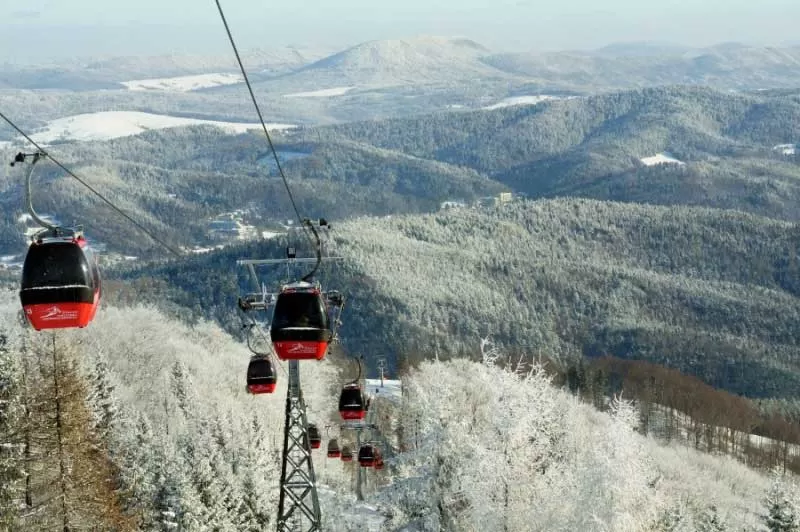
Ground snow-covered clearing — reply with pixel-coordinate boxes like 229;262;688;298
773;143;797;155
0;254;22;269
283;86;355;98
365;378;402;404
121;73;243;92
482;95;556;110
28;111;294;143
640;152;686;166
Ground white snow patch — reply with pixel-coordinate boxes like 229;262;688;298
261;230;283;240
191;245;225;254
121;73;243;92
773;143;796;155
365;378;402;404
0;254;22;269
482;95;555;110
283;86;354;98
640;152;686;166
29;111;295;144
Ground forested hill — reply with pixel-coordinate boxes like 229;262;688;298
3;86;800;258
110;198;800;401
325;86;800;221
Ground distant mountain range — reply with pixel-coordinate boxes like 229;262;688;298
4;36;800;94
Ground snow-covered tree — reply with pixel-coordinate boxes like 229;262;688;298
764;475;799;532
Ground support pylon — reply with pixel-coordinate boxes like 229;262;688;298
277;360;321;532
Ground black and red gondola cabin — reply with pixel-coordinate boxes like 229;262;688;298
358;444;376;467
20;235;101;331
341;445;353;462
246;357;277;394
308;423;321;449
339;382;366;421
327;438;341;458
270;282;332;361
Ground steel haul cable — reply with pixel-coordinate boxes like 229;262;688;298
213;0;313;251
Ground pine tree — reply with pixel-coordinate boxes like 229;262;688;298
764;476;799;532
697;505;727;532
0;333;23;528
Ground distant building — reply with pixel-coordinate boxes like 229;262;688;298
476;192;513;208
207;213;257;241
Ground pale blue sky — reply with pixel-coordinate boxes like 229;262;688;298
1;0;799;61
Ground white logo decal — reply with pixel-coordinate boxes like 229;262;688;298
288;343;318;354
40;306;79;321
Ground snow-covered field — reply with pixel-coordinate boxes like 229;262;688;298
283;86;355;98
773;143;797;155
482;95;556;110
28;111;294;144
0;254;23;269
365;378;402;404
121;73;243;92
640;152;686;166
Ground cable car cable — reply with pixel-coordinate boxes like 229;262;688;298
213;0;312;250
0;111;182;257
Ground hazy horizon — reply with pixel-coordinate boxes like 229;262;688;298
1;0;799;63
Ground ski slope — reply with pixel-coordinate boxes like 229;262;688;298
121;73;243;92
28;111;294;144
365;378;402;404
640;152;686;166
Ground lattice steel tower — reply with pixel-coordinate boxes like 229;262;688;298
276;360;321;532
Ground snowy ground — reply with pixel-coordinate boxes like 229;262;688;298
283;86;355;98
28;111;294;144
773;143;797;155
640;152;686;166
364;379;402;404
121;73;243;92
0;254;22;269
482;95;556;110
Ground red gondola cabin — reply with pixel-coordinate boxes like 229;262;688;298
327;438;341;458
358;444;377;467
308;423;321;449
246;356;277;394
341;445;353;462
270;282;332;361
339;382;366;421
20;234;101;331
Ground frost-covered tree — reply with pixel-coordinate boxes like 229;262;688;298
0;332;23;526
764;475;799;532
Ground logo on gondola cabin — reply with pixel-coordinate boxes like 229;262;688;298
287;343;318;354
41;306;79;320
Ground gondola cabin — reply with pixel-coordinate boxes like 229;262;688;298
308;423;321;449
358;444;376;467
339;382;366;421
341;445;353;462
327;438;341;458
20;234;101;331
270;282;332;361
246;357;277;394
375;457;384;470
